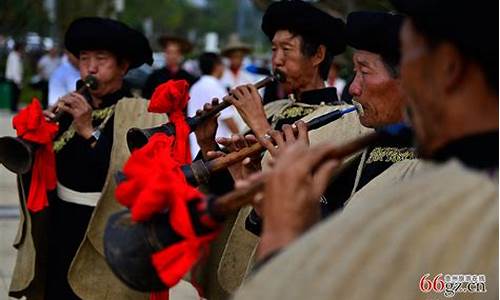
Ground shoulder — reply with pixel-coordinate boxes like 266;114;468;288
234;160;498;300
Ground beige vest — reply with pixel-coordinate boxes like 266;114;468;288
9;98;172;299
233;160;498;300
216;101;372;293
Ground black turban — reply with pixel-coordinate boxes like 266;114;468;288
261;0;346;55
346;11;404;64
65;17;153;69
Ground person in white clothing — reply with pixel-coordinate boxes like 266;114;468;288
37;47;61;108
220;34;257;90
4;41;24;112
48;51;80;106
326;59;346;99
188;52;240;157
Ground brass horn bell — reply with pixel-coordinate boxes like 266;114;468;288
0;137;35;174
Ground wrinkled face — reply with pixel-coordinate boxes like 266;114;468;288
165;43;182;67
399;19;440;151
79;50;128;97
349;50;405;128
271;30;317;94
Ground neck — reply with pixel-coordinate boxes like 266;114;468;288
167;64;179;73
424;91;498;156
230;66;240;74
295;73;325;99
91;80;123;108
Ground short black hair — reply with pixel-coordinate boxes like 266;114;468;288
199;52;222;75
411;19;497;92
14;41;25;52
390;0;498;92
294;32;334;81
380;54;400;78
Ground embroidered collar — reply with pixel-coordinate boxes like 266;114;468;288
431;130;498;170
295;87;339;105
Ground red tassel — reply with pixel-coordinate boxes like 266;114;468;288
150;290;169;300
118;80;217;296
13;98;58;212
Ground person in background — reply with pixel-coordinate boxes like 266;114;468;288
142;35;197;99
326;57;346;99
48;50;80;107
5;41;24;112
37;46;61;108
188;52;240;157
220;33;257;91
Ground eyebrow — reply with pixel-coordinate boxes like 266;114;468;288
355;58;372;69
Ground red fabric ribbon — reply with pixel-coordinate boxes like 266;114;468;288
149;79;191;164
119;80;217;298
12;98;58;212
116;134;218;292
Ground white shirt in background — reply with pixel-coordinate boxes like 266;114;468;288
5;51;23;86
38;54;61;80
48;55;81;106
220;68;257;91
326;78;346;100
188;75;239;158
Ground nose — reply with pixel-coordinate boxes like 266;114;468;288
87;57;98;74
272;49;284;69
349;73;362;97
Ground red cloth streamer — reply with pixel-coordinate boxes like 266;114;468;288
116;134;218;292
120;80;215;298
12;98;58;212
149;79;191;164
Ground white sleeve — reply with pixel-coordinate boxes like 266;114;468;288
6;53;22;85
48;69;65;106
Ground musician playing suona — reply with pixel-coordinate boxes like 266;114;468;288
232;0;498;299
241;11;418;235
210;10;419;295
191;1;368;295
9;17;169;300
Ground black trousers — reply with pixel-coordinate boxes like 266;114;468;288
44;198;93;300
9;81;20;112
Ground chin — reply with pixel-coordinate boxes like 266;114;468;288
359;116;375;128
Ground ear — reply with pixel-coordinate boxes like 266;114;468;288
120;61;130;76
435;43;467;93
311;45;326;67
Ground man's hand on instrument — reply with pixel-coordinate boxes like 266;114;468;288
258;121;309;164
42;104;58;120
257;142;340;260
206;134;262;181
225;84;271;137
234;171;266;216
58;92;93;139
194;98;220;160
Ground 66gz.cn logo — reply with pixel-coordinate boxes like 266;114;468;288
419;273;487;298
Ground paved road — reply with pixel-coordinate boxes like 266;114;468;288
0;110;21;300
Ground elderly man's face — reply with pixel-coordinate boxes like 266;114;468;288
271;30;318;94
399;19;440;152
79;50;128;97
349;50;405;128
